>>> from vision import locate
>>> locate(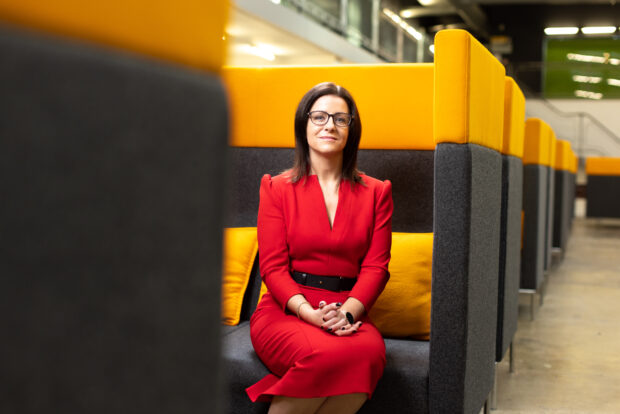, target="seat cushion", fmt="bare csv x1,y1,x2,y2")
222,322,270,413
360,338,430,413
